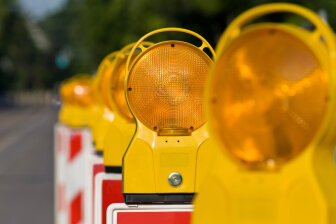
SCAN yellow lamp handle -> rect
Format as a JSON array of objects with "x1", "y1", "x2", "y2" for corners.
[
  {"x1": 125, "y1": 27, "x2": 216, "y2": 75},
  {"x1": 95, "y1": 52, "x2": 118, "y2": 84},
  {"x1": 116, "y1": 41, "x2": 154, "y2": 59},
  {"x1": 216, "y1": 3, "x2": 336, "y2": 64},
  {"x1": 104, "y1": 41, "x2": 154, "y2": 111},
  {"x1": 94, "y1": 51, "x2": 118, "y2": 104}
]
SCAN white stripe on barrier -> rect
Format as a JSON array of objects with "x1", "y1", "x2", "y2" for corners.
[{"x1": 55, "y1": 123, "x2": 94, "y2": 224}]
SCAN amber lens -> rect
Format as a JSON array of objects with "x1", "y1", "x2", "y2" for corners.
[
  {"x1": 210, "y1": 27, "x2": 328, "y2": 167},
  {"x1": 127, "y1": 41, "x2": 212, "y2": 133},
  {"x1": 60, "y1": 83, "x2": 72, "y2": 104},
  {"x1": 99, "y1": 65, "x2": 114, "y2": 107},
  {"x1": 73, "y1": 79, "x2": 95, "y2": 107},
  {"x1": 111, "y1": 54, "x2": 138, "y2": 121}
]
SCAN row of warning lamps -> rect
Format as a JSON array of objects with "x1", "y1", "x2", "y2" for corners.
[
  {"x1": 58, "y1": 3, "x2": 336, "y2": 224},
  {"x1": 55, "y1": 124, "x2": 193, "y2": 224}
]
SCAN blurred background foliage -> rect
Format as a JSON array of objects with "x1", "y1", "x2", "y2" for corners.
[{"x1": 0, "y1": 0, "x2": 335, "y2": 93}]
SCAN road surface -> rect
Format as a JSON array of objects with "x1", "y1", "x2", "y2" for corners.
[{"x1": 0, "y1": 106, "x2": 56, "y2": 223}]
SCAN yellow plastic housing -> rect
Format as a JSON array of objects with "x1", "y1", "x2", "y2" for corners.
[
  {"x1": 87, "y1": 61, "x2": 115, "y2": 132},
  {"x1": 123, "y1": 28, "x2": 216, "y2": 196},
  {"x1": 91, "y1": 52, "x2": 118, "y2": 151},
  {"x1": 102, "y1": 43, "x2": 151, "y2": 167},
  {"x1": 193, "y1": 3, "x2": 336, "y2": 224}
]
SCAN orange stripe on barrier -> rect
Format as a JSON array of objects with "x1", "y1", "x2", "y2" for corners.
[
  {"x1": 102, "y1": 180, "x2": 123, "y2": 224},
  {"x1": 92, "y1": 164, "x2": 105, "y2": 224},
  {"x1": 70, "y1": 191, "x2": 83, "y2": 224},
  {"x1": 69, "y1": 133, "x2": 82, "y2": 162}
]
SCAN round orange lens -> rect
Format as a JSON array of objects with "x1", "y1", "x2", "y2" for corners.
[
  {"x1": 111, "y1": 54, "x2": 138, "y2": 121},
  {"x1": 60, "y1": 82, "x2": 73, "y2": 104},
  {"x1": 73, "y1": 79, "x2": 95, "y2": 107},
  {"x1": 99, "y1": 64, "x2": 114, "y2": 107},
  {"x1": 210, "y1": 27, "x2": 328, "y2": 168},
  {"x1": 127, "y1": 41, "x2": 212, "y2": 134}
]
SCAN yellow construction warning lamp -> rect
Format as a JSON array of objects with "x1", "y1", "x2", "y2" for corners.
[
  {"x1": 91, "y1": 42, "x2": 153, "y2": 156},
  {"x1": 102, "y1": 42, "x2": 153, "y2": 172},
  {"x1": 86, "y1": 74, "x2": 106, "y2": 133},
  {"x1": 90, "y1": 52, "x2": 118, "y2": 153},
  {"x1": 192, "y1": 3, "x2": 336, "y2": 224},
  {"x1": 123, "y1": 28, "x2": 216, "y2": 204},
  {"x1": 59, "y1": 74, "x2": 95, "y2": 127}
]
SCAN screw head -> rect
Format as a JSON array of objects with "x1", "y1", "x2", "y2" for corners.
[{"x1": 168, "y1": 172, "x2": 182, "y2": 187}]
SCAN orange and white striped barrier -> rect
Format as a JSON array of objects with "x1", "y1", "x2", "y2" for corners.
[{"x1": 54, "y1": 123, "x2": 94, "y2": 224}]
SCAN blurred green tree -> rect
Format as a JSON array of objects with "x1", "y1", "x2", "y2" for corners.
[
  {"x1": 43, "y1": 0, "x2": 336, "y2": 81},
  {"x1": 0, "y1": 0, "x2": 54, "y2": 92},
  {"x1": 2, "y1": 0, "x2": 336, "y2": 92}
]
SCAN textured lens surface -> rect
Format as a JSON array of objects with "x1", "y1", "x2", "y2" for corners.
[
  {"x1": 210, "y1": 28, "x2": 328, "y2": 167},
  {"x1": 111, "y1": 54, "x2": 138, "y2": 121},
  {"x1": 127, "y1": 42, "x2": 212, "y2": 132},
  {"x1": 99, "y1": 64, "x2": 114, "y2": 107}
]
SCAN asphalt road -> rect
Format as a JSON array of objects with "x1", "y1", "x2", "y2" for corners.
[{"x1": 0, "y1": 106, "x2": 57, "y2": 224}]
